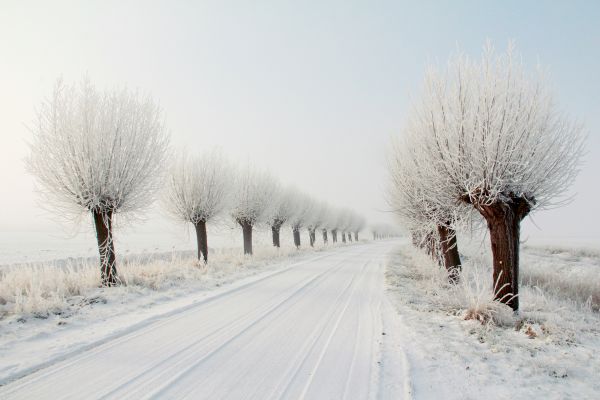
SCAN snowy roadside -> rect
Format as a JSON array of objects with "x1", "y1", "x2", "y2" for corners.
[
  {"x1": 385, "y1": 242, "x2": 600, "y2": 400},
  {"x1": 0, "y1": 242, "x2": 356, "y2": 385}
]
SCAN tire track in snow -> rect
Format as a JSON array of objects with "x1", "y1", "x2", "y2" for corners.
[
  {"x1": 149, "y1": 245, "x2": 379, "y2": 400},
  {"x1": 296, "y1": 258, "x2": 370, "y2": 399},
  {"x1": 266, "y1": 248, "x2": 381, "y2": 400},
  {"x1": 134, "y1": 254, "x2": 355, "y2": 400},
  {"x1": 263, "y1": 258, "x2": 368, "y2": 400}
]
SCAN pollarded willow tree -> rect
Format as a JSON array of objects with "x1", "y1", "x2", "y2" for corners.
[
  {"x1": 265, "y1": 185, "x2": 296, "y2": 248},
  {"x1": 371, "y1": 223, "x2": 400, "y2": 240},
  {"x1": 338, "y1": 209, "x2": 353, "y2": 243},
  {"x1": 345, "y1": 211, "x2": 357, "y2": 242},
  {"x1": 319, "y1": 203, "x2": 334, "y2": 244},
  {"x1": 306, "y1": 200, "x2": 327, "y2": 247},
  {"x1": 351, "y1": 215, "x2": 366, "y2": 242},
  {"x1": 288, "y1": 193, "x2": 313, "y2": 248},
  {"x1": 230, "y1": 166, "x2": 278, "y2": 255},
  {"x1": 406, "y1": 43, "x2": 585, "y2": 310},
  {"x1": 163, "y1": 150, "x2": 232, "y2": 263},
  {"x1": 387, "y1": 138, "x2": 468, "y2": 282},
  {"x1": 27, "y1": 78, "x2": 169, "y2": 286},
  {"x1": 329, "y1": 208, "x2": 344, "y2": 243}
]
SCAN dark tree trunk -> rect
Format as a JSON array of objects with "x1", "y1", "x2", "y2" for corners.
[
  {"x1": 293, "y1": 227, "x2": 301, "y2": 248},
  {"x1": 332, "y1": 230, "x2": 338, "y2": 243},
  {"x1": 348, "y1": 233, "x2": 353, "y2": 242},
  {"x1": 475, "y1": 198, "x2": 531, "y2": 311},
  {"x1": 437, "y1": 225, "x2": 461, "y2": 283},
  {"x1": 194, "y1": 220, "x2": 209, "y2": 263},
  {"x1": 271, "y1": 222, "x2": 282, "y2": 248},
  {"x1": 322, "y1": 229, "x2": 328, "y2": 244},
  {"x1": 239, "y1": 221, "x2": 253, "y2": 255},
  {"x1": 93, "y1": 209, "x2": 118, "y2": 286},
  {"x1": 342, "y1": 232, "x2": 347, "y2": 243},
  {"x1": 308, "y1": 228, "x2": 316, "y2": 247},
  {"x1": 354, "y1": 232, "x2": 358, "y2": 241}
]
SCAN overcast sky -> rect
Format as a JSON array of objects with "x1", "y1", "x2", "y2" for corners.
[{"x1": 0, "y1": 0, "x2": 598, "y2": 257}]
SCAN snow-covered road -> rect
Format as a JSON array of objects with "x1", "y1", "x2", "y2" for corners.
[{"x1": 0, "y1": 241, "x2": 407, "y2": 400}]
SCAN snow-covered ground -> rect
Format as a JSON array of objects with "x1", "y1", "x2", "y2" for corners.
[
  {"x1": 0, "y1": 240, "x2": 408, "y2": 399},
  {"x1": 386, "y1": 239, "x2": 600, "y2": 400},
  {"x1": 0, "y1": 243, "x2": 317, "y2": 384},
  {"x1": 2, "y1": 237, "x2": 598, "y2": 399}
]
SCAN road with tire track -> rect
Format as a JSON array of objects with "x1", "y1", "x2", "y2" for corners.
[{"x1": 0, "y1": 241, "x2": 407, "y2": 400}]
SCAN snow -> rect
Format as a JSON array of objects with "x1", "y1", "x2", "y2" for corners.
[
  {"x1": 0, "y1": 240, "x2": 407, "y2": 399},
  {"x1": 2, "y1": 238, "x2": 597, "y2": 399},
  {"x1": 0, "y1": 241, "x2": 340, "y2": 383},
  {"x1": 385, "y1": 239, "x2": 600, "y2": 399}
]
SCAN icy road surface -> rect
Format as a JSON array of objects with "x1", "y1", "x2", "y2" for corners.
[{"x1": 0, "y1": 241, "x2": 408, "y2": 399}]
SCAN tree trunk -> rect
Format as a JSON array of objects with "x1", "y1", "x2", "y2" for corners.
[
  {"x1": 342, "y1": 232, "x2": 346, "y2": 243},
  {"x1": 476, "y1": 198, "x2": 530, "y2": 311},
  {"x1": 332, "y1": 230, "x2": 337, "y2": 243},
  {"x1": 93, "y1": 209, "x2": 118, "y2": 286},
  {"x1": 308, "y1": 229, "x2": 316, "y2": 247},
  {"x1": 240, "y1": 221, "x2": 253, "y2": 255},
  {"x1": 322, "y1": 229, "x2": 328, "y2": 244},
  {"x1": 293, "y1": 227, "x2": 301, "y2": 248},
  {"x1": 354, "y1": 232, "x2": 358, "y2": 241},
  {"x1": 271, "y1": 223, "x2": 282, "y2": 248},
  {"x1": 194, "y1": 220, "x2": 209, "y2": 263},
  {"x1": 348, "y1": 233, "x2": 353, "y2": 242},
  {"x1": 437, "y1": 225, "x2": 461, "y2": 283}
]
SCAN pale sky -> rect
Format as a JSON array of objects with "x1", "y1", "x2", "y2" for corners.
[{"x1": 0, "y1": 1, "x2": 599, "y2": 260}]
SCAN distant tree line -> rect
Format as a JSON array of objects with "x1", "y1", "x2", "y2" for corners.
[{"x1": 27, "y1": 78, "x2": 367, "y2": 286}]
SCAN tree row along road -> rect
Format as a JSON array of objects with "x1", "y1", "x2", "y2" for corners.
[{"x1": 0, "y1": 241, "x2": 404, "y2": 400}]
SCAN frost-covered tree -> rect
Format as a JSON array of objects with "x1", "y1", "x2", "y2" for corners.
[
  {"x1": 342, "y1": 211, "x2": 362, "y2": 243},
  {"x1": 319, "y1": 204, "x2": 334, "y2": 244},
  {"x1": 351, "y1": 215, "x2": 366, "y2": 242},
  {"x1": 230, "y1": 166, "x2": 278, "y2": 255},
  {"x1": 387, "y1": 138, "x2": 466, "y2": 282},
  {"x1": 337, "y1": 209, "x2": 353, "y2": 243},
  {"x1": 405, "y1": 43, "x2": 585, "y2": 310},
  {"x1": 306, "y1": 200, "x2": 327, "y2": 247},
  {"x1": 264, "y1": 185, "x2": 296, "y2": 248},
  {"x1": 345, "y1": 211, "x2": 357, "y2": 243},
  {"x1": 27, "y1": 78, "x2": 169, "y2": 286},
  {"x1": 289, "y1": 192, "x2": 313, "y2": 248},
  {"x1": 371, "y1": 223, "x2": 400, "y2": 240},
  {"x1": 164, "y1": 150, "x2": 232, "y2": 263},
  {"x1": 329, "y1": 208, "x2": 345, "y2": 243}
]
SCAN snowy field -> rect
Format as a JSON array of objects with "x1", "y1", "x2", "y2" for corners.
[{"x1": 386, "y1": 239, "x2": 600, "y2": 399}]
